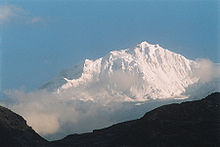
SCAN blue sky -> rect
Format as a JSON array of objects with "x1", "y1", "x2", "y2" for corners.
[{"x1": 0, "y1": 0, "x2": 219, "y2": 91}]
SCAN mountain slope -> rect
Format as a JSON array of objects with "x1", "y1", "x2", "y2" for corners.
[
  {"x1": 42, "y1": 41, "x2": 201, "y2": 102},
  {"x1": 51, "y1": 92, "x2": 220, "y2": 147},
  {"x1": 0, "y1": 105, "x2": 48, "y2": 146}
]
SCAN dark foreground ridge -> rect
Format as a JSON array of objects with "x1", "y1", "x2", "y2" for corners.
[
  {"x1": 0, "y1": 92, "x2": 219, "y2": 147},
  {"x1": 0, "y1": 105, "x2": 48, "y2": 146},
  {"x1": 52, "y1": 92, "x2": 220, "y2": 147}
]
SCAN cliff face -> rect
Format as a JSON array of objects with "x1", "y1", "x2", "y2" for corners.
[
  {"x1": 52, "y1": 92, "x2": 220, "y2": 147},
  {"x1": 0, "y1": 105, "x2": 48, "y2": 147}
]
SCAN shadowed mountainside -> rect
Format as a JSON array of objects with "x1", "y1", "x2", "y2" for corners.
[
  {"x1": 51, "y1": 92, "x2": 220, "y2": 147},
  {"x1": 0, "y1": 105, "x2": 48, "y2": 147}
]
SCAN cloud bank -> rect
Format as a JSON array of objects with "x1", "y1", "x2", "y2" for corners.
[
  {"x1": 181, "y1": 58, "x2": 220, "y2": 98},
  {"x1": 2, "y1": 88, "x2": 184, "y2": 140}
]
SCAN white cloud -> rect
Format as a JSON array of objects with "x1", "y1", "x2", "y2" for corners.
[
  {"x1": 1, "y1": 83, "x2": 179, "y2": 140},
  {"x1": 0, "y1": 5, "x2": 42, "y2": 25},
  {"x1": 182, "y1": 58, "x2": 220, "y2": 98},
  {"x1": 1, "y1": 72, "x2": 143, "y2": 139},
  {"x1": 194, "y1": 58, "x2": 220, "y2": 83}
]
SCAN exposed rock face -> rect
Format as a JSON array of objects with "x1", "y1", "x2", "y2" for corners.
[
  {"x1": 51, "y1": 92, "x2": 220, "y2": 147},
  {"x1": 0, "y1": 105, "x2": 48, "y2": 147}
]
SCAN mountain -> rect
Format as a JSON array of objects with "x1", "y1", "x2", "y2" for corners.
[
  {"x1": 0, "y1": 105, "x2": 48, "y2": 146},
  {"x1": 41, "y1": 41, "x2": 206, "y2": 102},
  {"x1": 51, "y1": 92, "x2": 220, "y2": 147}
]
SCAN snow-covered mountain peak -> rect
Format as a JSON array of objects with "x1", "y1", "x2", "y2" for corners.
[
  {"x1": 41, "y1": 41, "x2": 205, "y2": 102},
  {"x1": 137, "y1": 41, "x2": 161, "y2": 52},
  {"x1": 138, "y1": 41, "x2": 155, "y2": 48}
]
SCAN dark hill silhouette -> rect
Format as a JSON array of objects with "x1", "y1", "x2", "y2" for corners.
[
  {"x1": 0, "y1": 105, "x2": 48, "y2": 146},
  {"x1": 51, "y1": 92, "x2": 220, "y2": 147}
]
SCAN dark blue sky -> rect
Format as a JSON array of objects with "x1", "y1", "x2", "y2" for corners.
[{"x1": 0, "y1": 0, "x2": 219, "y2": 91}]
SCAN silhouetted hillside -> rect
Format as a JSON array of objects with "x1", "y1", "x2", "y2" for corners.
[
  {"x1": 52, "y1": 92, "x2": 220, "y2": 147},
  {"x1": 0, "y1": 105, "x2": 48, "y2": 147}
]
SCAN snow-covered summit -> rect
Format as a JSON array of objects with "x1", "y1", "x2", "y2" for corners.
[{"x1": 41, "y1": 41, "x2": 201, "y2": 102}]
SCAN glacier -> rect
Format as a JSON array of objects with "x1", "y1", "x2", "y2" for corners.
[{"x1": 41, "y1": 41, "x2": 219, "y2": 103}]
